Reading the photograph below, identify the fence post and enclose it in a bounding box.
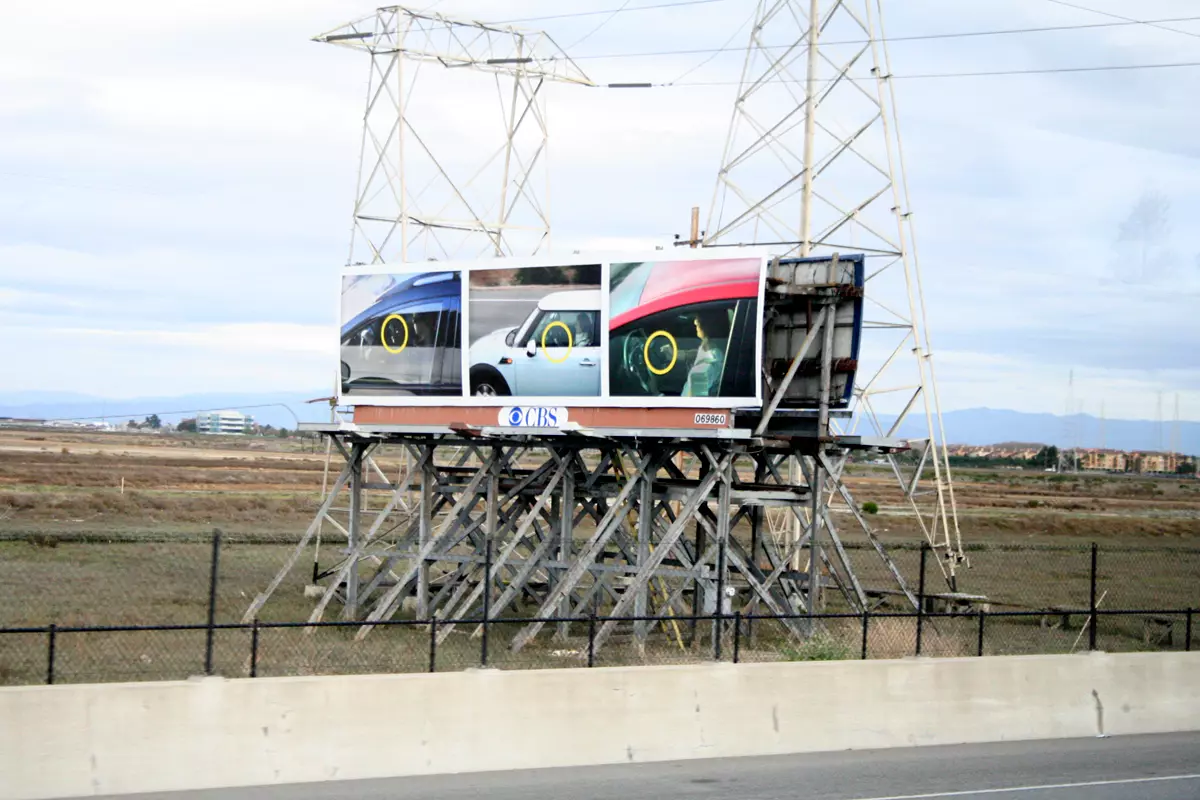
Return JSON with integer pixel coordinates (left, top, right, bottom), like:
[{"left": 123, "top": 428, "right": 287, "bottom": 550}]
[
  {"left": 732, "top": 610, "right": 742, "bottom": 663},
  {"left": 1186, "top": 609, "right": 1193, "bottom": 653},
  {"left": 915, "top": 542, "right": 928, "bottom": 656},
  {"left": 860, "top": 611, "right": 869, "bottom": 660},
  {"left": 481, "top": 538, "right": 492, "bottom": 668},
  {"left": 428, "top": 617, "right": 438, "bottom": 673},
  {"left": 976, "top": 609, "right": 985, "bottom": 657},
  {"left": 204, "top": 528, "right": 222, "bottom": 675},
  {"left": 587, "top": 612, "right": 596, "bottom": 668},
  {"left": 249, "top": 619, "right": 259, "bottom": 678},
  {"left": 1089, "top": 542, "right": 1098, "bottom": 652},
  {"left": 46, "top": 624, "right": 57, "bottom": 685}
]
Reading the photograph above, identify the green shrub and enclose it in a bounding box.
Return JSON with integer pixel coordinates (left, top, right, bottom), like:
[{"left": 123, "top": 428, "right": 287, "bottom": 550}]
[
  {"left": 862, "top": 501, "right": 879, "bottom": 515},
  {"left": 780, "top": 632, "right": 853, "bottom": 661}
]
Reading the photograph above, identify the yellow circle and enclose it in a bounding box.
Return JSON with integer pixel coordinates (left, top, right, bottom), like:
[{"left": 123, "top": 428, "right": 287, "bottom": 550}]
[
  {"left": 644, "top": 330, "right": 677, "bottom": 375},
  {"left": 541, "top": 321, "right": 573, "bottom": 364},
  {"left": 381, "top": 313, "right": 409, "bottom": 354}
]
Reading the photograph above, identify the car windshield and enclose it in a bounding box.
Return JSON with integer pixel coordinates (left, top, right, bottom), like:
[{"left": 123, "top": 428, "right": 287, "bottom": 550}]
[{"left": 609, "top": 263, "right": 653, "bottom": 319}]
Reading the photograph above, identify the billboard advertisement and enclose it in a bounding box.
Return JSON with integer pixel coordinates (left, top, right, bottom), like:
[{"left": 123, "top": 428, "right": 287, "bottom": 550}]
[
  {"left": 340, "top": 270, "right": 462, "bottom": 398},
  {"left": 608, "top": 259, "right": 760, "bottom": 400},
  {"left": 467, "top": 264, "right": 602, "bottom": 397},
  {"left": 338, "top": 254, "right": 766, "bottom": 408}
]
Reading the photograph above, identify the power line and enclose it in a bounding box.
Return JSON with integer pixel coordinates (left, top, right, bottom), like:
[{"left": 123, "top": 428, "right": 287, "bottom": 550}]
[
  {"left": 1041, "top": 0, "right": 1200, "bottom": 41},
  {"left": 594, "top": 58, "right": 1200, "bottom": 88},
  {"left": 500, "top": 0, "right": 733, "bottom": 24},
  {"left": 564, "top": 0, "right": 633, "bottom": 50},
  {"left": 562, "top": 14, "right": 1200, "bottom": 62}
]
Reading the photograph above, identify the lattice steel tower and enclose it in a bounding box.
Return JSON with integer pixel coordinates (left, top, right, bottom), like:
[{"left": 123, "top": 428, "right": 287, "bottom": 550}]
[
  {"left": 706, "top": 0, "right": 965, "bottom": 582},
  {"left": 316, "top": 8, "right": 591, "bottom": 264}
]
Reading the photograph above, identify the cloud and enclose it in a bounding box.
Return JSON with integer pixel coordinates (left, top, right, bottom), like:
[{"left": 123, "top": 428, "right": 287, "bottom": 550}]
[
  {"left": 0, "top": 320, "right": 333, "bottom": 397},
  {"left": 0, "top": 0, "right": 1197, "bottom": 422}
]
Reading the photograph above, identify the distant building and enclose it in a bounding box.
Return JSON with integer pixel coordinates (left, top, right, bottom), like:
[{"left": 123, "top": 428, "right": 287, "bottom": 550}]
[
  {"left": 1077, "top": 449, "right": 1127, "bottom": 472},
  {"left": 1130, "top": 451, "right": 1179, "bottom": 474},
  {"left": 196, "top": 410, "right": 253, "bottom": 435}
]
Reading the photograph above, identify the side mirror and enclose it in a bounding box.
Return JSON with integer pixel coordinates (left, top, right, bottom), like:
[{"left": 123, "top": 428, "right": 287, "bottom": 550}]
[
  {"left": 505, "top": 329, "right": 516, "bottom": 347},
  {"left": 525, "top": 339, "right": 538, "bottom": 358}
]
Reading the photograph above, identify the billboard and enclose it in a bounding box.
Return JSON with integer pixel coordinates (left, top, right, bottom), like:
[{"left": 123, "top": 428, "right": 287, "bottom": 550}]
[
  {"left": 467, "top": 264, "right": 602, "bottom": 397},
  {"left": 340, "top": 270, "right": 462, "bottom": 397},
  {"left": 338, "top": 254, "right": 768, "bottom": 408}
]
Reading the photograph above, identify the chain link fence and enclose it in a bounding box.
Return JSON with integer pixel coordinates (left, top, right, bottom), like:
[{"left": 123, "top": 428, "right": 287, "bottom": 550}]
[{"left": 1, "top": 532, "right": 1197, "bottom": 685}]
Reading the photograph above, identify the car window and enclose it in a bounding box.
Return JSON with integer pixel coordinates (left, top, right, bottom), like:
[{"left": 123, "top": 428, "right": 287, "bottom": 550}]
[
  {"left": 528, "top": 310, "right": 598, "bottom": 349},
  {"left": 439, "top": 308, "right": 461, "bottom": 349},
  {"left": 610, "top": 299, "right": 752, "bottom": 398},
  {"left": 344, "top": 318, "right": 379, "bottom": 347},
  {"left": 376, "top": 301, "right": 447, "bottom": 350}
]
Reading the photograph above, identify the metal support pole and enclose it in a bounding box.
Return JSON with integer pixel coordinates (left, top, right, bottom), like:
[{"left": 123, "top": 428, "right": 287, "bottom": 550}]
[
  {"left": 345, "top": 444, "right": 365, "bottom": 620},
  {"left": 977, "top": 609, "right": 985, "bottom": 657},
  {"left": 556, "top": 457, "right": 575, "bottom": 641},
  {"left": 1089, "top": 542, "right": 1098, "bottom": 652},
  {"left": 714, "top": 455, "right": 731, "bottom": 660},
  {"left": 250, "top": 619, "right": 259, "bottom": 678},
  {"left": 46, "top": 624, "right": 56, "bottom": 685},
  {"left": 691, "top": 511, "right": 706, "bottom": 645},
  {"left": 915, "top": 542, "right": 927, "bottom": 657},
  {"left": 809, "top": 457, "right": 822, "bottom": 630},
  {"left": 635, "top": 458, "right": 655, "bottom": 647},
  {"left": 418, "top": 450, "right": 434, "bottom": 619},
  {"left": 1186, "top": 609, "right": 1193, "bottom": 652},
  {"left": 799, "top": 0, "right": 820, "bottom": 257},
  {"left": 429, "top": 617, "right": 438, "bottom": 673},
  {"left": 205, "top": 528, "right": 222, "bottom": 675},
  {"left": 860, "top": 612, "right": 869, "bottom": 660},
  {"left": 587, "top": 612, "right": 596, "bottom": 668},
  {"left": 481, "top": 537, "right": 492, "bottom": 668},
  {"left": 732, "top": 610, "right": 742, "bottom": 663}
]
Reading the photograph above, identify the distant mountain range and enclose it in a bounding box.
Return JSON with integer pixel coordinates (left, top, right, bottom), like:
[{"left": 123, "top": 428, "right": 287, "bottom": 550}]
[
  {"left": 0, "top": 394, "right": 1195, "bottom": 453},
  {"left": 882, "top": 407, "right": 1198, "bottom": 454},
  {"left": 0, "top": 391, "right": 334, "bottom": 429}
]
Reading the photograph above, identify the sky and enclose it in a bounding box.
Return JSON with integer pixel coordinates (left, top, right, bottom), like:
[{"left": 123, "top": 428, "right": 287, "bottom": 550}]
[{"left": 0, "top": 0, "right": 1198, "bottom": 421}]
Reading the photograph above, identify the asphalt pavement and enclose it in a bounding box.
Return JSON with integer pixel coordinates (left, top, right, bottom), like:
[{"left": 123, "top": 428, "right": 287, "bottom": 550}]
[
  {"left": 468, "top": 287, "right": 544, "bottom": 344},
  {"left": 94, "top": 732, "right": 1200, "bottom": 800}
]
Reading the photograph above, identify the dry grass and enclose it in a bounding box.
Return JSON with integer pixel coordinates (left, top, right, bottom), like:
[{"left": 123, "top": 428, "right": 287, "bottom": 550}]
[{"left": 1, "top": 429, "right": 1198, "bottom": 684}]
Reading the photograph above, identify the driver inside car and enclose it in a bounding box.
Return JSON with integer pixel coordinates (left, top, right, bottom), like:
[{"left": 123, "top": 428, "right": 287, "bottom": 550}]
[{"left": 681, "top": 308, "right": 730, "bottom": 397}]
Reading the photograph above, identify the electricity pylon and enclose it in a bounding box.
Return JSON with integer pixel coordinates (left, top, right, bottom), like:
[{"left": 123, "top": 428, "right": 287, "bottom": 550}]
[
  {"left": 315, "top": 7, "right": 592, "bottom": 264},
  {"left": 706, "top": 0, "right": 965, "bottom": 587}
]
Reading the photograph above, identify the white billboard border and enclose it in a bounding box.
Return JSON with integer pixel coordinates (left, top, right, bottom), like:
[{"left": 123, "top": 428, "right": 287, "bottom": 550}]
[{"left": 337, "top": 250, "right": 767, "bottom": 410}]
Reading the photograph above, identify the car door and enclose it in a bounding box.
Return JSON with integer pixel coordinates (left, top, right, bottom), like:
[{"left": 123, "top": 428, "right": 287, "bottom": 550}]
[{"left": 513, "top": 309, "right": 601, "bottom": 397}]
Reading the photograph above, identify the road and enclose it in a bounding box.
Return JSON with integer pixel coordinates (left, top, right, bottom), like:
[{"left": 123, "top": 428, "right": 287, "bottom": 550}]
[
  {"left": 468, "top": 287, "right": 544, "bottom": 344},
  {"left": 99, "top": 732, "right": 1200, "bottom": 800}
]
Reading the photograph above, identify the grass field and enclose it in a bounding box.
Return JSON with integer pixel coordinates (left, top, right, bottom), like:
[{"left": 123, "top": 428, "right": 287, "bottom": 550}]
[{"left": 1, "top": 428, "right": 1197, "bottom": 684}]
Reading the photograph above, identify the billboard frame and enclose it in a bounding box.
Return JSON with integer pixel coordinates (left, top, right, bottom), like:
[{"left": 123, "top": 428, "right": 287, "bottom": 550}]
[{"left": 338, "top": 250, "right": 768, "bottom": 410}]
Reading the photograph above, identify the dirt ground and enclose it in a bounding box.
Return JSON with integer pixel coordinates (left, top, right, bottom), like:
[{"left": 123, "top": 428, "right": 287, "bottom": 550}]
[
  {"left": 0, "top": 428, "right": 1196, "bottom": 683},
  {"left": 2, "top": 428, "right": 1197, "bottom": 544}
]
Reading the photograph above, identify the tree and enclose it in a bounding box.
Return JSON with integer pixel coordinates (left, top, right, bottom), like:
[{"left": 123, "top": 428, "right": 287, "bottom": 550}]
[
  {"left": 276, "top": 428, "right": 290, "bottom": 438},
  {"left": 1034, "top": 445, "right": 1059, "bottom": 469},
  {"left": 126, "top": 419, "right": 139, "bottom": 430},
  {"left": 144, "top": 414, "right": 161, "bottom": 430},
  {"left": 177, "top": 418, "right": 197, "bottom": 433},
  {"left": 1178, "top": 461, "right": 1197, "bottom": 476}
]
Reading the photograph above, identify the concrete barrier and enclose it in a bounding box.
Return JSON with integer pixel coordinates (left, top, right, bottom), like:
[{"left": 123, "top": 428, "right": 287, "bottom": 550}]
[{"left": 2, "top": 651, "right": 1198, "bottom": 799}]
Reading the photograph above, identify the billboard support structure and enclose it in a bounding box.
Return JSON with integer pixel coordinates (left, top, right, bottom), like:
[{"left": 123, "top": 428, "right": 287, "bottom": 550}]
[
  {"left": 704, "top": 0, "right": 965, "bottom": 589},
  {"left": 315, "top": 7, "right": 592, "bottom": 264},
  {"left": 244, "top": 252, "right": 934, "bottom": 656}
]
